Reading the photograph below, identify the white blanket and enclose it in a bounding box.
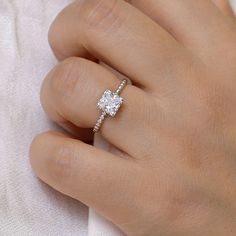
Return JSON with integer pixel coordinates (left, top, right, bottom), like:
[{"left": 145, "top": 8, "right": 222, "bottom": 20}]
[{"left": 0, "top": 0, "right": 235, "bottom": 235}]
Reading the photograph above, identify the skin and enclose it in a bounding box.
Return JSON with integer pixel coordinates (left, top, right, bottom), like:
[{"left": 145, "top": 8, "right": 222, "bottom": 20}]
[{"left": 30, "top": 0, "right": 236, "bottom": 235}]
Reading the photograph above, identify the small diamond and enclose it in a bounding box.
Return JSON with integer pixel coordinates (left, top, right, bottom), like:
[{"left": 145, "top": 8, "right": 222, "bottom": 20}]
[{"left": 97, "top": 90, "right": 123, "bottom": 117}]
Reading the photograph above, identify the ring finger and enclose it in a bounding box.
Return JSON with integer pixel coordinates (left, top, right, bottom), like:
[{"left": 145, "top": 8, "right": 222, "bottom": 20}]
[{"left": 41, "top": 57, "right": 157, "bottom": 158}]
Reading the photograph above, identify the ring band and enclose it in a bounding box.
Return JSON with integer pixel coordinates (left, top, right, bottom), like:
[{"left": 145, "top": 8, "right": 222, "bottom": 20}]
[{"left": 93, "top": 79, "right": 128, "bottom": 133}]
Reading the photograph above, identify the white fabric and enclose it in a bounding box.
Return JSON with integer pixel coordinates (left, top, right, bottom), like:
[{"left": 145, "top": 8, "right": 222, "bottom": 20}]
[
  {"left": 0, "top": 0, "right": 235, "bottom": 235},
  {"left": 229, "top": 0, "right": 236, "bottom": 9},
  {"left": 0, "top": 0, "right": 88, "bottom": 235}
]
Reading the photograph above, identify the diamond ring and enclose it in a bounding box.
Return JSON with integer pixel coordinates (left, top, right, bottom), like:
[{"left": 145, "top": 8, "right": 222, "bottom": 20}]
[{"left": 93, "top": 79, "right": 128, "bottom": 133}]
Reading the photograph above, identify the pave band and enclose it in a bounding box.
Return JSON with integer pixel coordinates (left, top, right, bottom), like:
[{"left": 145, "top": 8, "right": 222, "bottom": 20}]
[{"left": 93, "top": 79, "right": 127, "bottom": 133}]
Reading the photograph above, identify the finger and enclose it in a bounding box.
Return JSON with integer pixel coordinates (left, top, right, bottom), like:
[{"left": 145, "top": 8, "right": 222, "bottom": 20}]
[
  {"left": 212, "top": 0, "right": 236, "bottom": 17},
  {"left": 48, "top": 0, "right": 186, "bottom": 89},
  {"left": 41, "top": 57, "right": 154, "bottom": 158},
  {"left": 30, "top": 131, "right": 139, "bottom": 229},
  {"left": 129, "top": 0, "right": 236, "bottom": 62}
]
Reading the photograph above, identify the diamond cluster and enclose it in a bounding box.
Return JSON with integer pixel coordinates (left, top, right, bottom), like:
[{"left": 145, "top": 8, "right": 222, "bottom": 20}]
[{"left": 97, "top": 90, "right": 123, "bottom": 117}]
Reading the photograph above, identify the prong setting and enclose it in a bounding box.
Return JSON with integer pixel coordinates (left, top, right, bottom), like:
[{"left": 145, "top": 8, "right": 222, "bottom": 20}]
[
  {"left": 93, "top": 79, "right": 127, "bottom": 133},
  {"left": 97, "top": 90, "right": 124, "bottom": 117}
]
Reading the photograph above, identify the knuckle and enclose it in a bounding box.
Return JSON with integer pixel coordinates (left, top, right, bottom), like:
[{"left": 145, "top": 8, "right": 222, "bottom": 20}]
[
  {"left": 82, "top": 0, "right": 124, "bottom": 34},
  {"left": 48, "top": 10, "right": 66, "bottom": 59},
  {"left": 49, "top": 145, "right": 78, "bottom": 184},
  {"left": 48, "top": 19, "right": 57, "bottom": 54},
  {"left": 30, "top": 132, "right": 48, "bottom": 158},
  {"left": 50, "top": 57, "right": 85, "bottom": 103},
  {"left": 30, "top": 132, "right": 58, "bottom": 156}
]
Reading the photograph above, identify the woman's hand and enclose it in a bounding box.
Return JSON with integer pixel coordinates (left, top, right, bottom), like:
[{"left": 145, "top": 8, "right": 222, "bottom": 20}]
[{"left": 30, "top": 0, "right": 236, "bottom": 235}]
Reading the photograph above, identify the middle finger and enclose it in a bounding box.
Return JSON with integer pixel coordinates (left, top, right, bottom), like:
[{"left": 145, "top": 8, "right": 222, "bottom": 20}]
[{"left": 48, "top": 0, "right": 188, "bottom": 91}]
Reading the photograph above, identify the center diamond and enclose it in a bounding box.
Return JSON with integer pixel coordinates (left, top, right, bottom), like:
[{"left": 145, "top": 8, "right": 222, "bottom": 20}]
[{"left": 97, "top": 90, "right": 123, "bottom": 117}]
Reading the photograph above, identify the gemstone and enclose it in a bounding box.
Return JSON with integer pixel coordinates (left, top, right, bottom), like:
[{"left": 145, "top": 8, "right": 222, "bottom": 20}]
[{"left": 97, "top": 90, "right": 123, "bottom": 117}]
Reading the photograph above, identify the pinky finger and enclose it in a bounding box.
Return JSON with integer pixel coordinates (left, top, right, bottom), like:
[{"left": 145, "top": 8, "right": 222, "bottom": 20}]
[{"left": 29, "top": 131, "right": 139, "bottom": 230}]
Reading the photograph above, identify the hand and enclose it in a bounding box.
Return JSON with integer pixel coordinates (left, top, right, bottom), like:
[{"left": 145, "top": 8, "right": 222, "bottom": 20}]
[{"left": 30, "top": 0, "right": 236, "bottom": 235}]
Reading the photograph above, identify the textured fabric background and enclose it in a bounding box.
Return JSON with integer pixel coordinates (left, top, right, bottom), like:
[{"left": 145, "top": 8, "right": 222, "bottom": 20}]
[
  {"left": 0, "top": 1, "right": 88, "bottom": 235},
  {"left": 230, "top": 0, "right": 236, "bottom": 8},
  {"left": 0, "top": 0, "right": 235, "bottom": 235}
]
